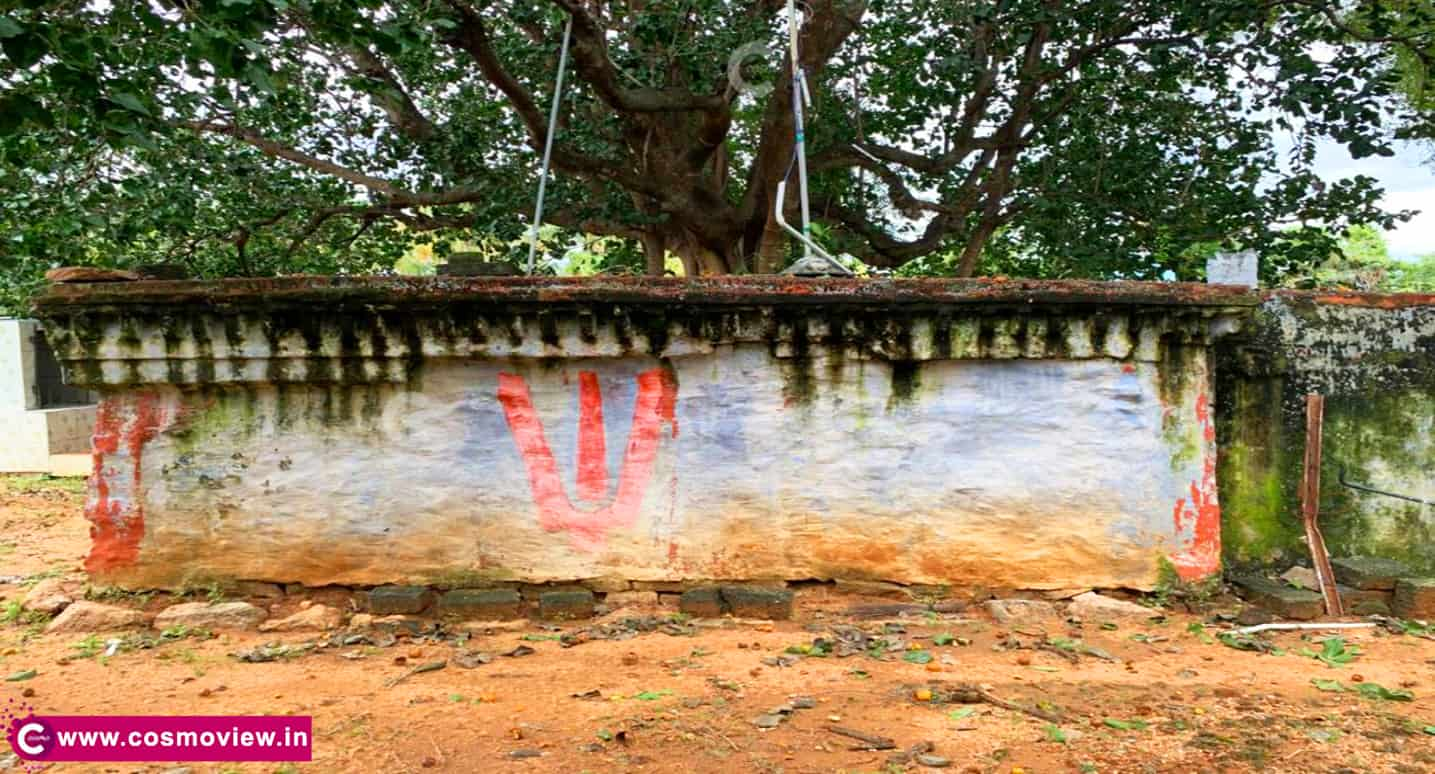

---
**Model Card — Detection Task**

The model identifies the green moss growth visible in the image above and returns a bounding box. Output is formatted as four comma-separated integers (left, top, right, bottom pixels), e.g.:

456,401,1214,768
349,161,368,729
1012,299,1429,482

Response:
421,567,518,590
1152,556,1222,609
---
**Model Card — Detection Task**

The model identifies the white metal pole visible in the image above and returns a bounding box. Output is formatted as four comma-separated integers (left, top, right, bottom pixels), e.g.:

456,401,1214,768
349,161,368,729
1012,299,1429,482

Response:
527,17,574,275
788,0,812,258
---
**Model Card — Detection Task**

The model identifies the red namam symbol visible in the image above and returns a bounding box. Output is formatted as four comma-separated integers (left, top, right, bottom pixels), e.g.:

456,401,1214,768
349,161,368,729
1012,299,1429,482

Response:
497,369,678,550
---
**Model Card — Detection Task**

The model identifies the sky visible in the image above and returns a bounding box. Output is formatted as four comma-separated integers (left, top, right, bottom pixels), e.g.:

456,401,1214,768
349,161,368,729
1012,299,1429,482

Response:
1316,138,1435,260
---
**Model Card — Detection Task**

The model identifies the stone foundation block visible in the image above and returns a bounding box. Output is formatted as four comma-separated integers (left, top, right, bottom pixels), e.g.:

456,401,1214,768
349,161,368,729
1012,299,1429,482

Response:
1392,578,1435,619
367,585,434,616
539,589,595,620
1335,585,1392,616
679,587,725,617
1332,557,1410,591
438,589,523,620
1233,575,1323,620
721,586,794,619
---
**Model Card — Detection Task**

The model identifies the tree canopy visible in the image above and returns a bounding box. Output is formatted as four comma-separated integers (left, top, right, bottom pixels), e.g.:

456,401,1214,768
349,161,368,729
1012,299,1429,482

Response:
1,0,1433,313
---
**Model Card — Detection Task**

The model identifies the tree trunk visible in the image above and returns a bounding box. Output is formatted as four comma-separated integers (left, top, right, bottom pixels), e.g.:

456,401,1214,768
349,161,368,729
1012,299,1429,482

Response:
641,231,667,276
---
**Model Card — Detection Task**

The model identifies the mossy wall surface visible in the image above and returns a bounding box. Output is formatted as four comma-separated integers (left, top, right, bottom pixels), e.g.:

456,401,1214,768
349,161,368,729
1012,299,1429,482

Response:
34,276,1255,590
1218,293,1435,574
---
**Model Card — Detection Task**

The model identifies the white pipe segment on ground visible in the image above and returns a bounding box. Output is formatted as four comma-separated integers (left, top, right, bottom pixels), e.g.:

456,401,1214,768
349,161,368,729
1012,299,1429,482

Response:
1229,622,1378,636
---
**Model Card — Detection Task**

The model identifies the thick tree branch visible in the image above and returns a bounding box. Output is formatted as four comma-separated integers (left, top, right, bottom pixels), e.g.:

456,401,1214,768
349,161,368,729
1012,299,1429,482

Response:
546,0,728,113
345,45,438,142
441,0,547,141
179,121,408,196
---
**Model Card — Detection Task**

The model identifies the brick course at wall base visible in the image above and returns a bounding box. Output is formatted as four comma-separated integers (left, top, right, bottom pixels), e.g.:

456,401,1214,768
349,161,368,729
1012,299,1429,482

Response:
34,276,1256,592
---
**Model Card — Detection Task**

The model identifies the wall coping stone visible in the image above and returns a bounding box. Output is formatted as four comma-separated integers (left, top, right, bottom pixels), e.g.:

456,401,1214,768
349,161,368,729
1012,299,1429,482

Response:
33,277,1257,389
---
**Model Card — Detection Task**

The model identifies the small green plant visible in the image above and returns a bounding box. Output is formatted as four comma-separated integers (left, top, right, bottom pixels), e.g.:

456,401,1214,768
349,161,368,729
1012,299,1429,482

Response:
1186,622,1215,644
85,585,155,606
1299,637,1360,668
176,579,225,603
1151,558,1221,608
1045,724,1068,743
71,635,106,659
1309,678,1414,701
901,649,933,664
18,569,62,588
160,624,213,641
1103,718,1149,731
0,599,21,624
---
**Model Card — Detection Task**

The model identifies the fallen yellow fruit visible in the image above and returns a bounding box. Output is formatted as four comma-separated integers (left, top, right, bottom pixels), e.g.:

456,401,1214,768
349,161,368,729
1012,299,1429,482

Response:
914,688,933,702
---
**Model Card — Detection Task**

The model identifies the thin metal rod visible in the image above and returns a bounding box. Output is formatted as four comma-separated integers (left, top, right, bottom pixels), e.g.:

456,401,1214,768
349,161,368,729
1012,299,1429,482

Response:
1339,467,1435,506
527,17,574,276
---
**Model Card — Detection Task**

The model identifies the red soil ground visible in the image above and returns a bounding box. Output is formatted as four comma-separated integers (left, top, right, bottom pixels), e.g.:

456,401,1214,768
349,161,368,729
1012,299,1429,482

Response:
1,474,1433,774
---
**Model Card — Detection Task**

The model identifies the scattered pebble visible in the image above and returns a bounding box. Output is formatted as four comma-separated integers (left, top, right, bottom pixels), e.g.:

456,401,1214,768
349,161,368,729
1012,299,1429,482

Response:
753,714,783,729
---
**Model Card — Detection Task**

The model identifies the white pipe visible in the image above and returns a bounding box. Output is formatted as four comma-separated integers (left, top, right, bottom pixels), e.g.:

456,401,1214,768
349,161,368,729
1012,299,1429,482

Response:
527,17,574,276
774,180,850,275
1229,622,1377,636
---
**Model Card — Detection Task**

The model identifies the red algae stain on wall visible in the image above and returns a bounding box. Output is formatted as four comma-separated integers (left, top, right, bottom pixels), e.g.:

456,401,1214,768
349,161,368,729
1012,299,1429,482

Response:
498,369,678,551
1170,393,1221,580
87,392,174,573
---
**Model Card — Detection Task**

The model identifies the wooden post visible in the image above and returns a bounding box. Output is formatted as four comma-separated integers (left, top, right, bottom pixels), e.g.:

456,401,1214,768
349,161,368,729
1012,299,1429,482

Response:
1301,394,1344,616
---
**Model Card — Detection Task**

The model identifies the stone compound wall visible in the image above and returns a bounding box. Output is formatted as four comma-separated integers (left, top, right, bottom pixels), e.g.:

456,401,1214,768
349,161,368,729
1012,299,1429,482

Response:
1218,292,1435,574
33,277,1255,591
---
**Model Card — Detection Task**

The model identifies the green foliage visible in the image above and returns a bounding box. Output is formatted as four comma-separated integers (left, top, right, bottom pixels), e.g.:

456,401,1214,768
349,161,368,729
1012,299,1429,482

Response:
1298,637,1361,668
70,634,105,659
901,649,933,664
1387,254,1435,292
0,0,1428,309
1279,226,1435,292
1310,678,1415,701
0,474,86,496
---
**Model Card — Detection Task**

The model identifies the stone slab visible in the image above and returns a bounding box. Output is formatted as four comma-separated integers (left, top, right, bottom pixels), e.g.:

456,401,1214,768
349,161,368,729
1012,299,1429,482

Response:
1392,578,1435,619
1331,556,1410,591
438,589,523,620
1233,575,1324,621
538,589,595,620
367,586,434,616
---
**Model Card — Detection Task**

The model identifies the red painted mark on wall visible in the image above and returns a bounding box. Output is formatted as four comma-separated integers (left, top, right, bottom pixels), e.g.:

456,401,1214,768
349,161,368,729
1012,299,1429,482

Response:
87,392,172,573
576,372,608,503
1170,393,1220,580
498,369,678,550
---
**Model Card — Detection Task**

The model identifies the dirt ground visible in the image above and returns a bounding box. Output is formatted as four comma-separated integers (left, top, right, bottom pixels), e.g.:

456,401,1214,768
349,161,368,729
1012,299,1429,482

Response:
1,475,1434,774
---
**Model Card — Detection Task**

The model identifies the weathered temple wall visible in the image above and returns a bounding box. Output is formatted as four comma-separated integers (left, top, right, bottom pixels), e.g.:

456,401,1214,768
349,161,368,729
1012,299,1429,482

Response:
1218,292,1435,574
34,277,1254,591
